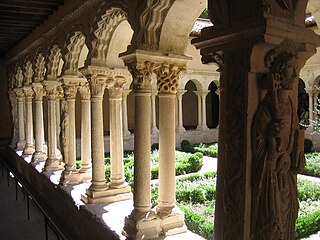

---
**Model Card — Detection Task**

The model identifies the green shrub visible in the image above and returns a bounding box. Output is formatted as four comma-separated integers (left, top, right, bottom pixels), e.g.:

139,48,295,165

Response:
298,179,320,202
151,167,158,179
304,138,313,153
179,204,214,240
181,140,195,153
151,143,159,150
296,210,320,239
304,152,320,177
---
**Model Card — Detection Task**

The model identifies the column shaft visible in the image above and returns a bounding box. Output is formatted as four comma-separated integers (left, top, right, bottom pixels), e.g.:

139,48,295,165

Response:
134,91,152,212
32,99,46,162
197,94,201,129
158,94,176,211
109,96,126,188
151,90,158,134
201,94,207,129
17,96,25,150
89,96,108,191
22,88,35,155
122,90,131,137
80,99,91,173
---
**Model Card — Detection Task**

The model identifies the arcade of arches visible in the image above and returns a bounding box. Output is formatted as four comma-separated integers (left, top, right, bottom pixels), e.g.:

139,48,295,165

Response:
1,0,320,239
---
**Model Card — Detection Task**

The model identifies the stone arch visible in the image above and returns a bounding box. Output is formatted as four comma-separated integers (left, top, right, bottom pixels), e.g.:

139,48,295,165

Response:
158,0,205,54
207,81,219,128
87,7,129,66
46,43,63,80
34,48,46,82
183,80,198,129
63,29,86,75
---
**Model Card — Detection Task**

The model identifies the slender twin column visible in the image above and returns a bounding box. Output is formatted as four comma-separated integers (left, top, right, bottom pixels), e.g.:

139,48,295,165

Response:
79,82,92,180
176,89,186,133
81,66,131,203
155,63,187,235
43,81,64,171
194,90,209,131
22,86,35,155
32,83,47,162
122,89,131,138
14,88,26,151
60,79,80,185
122,60,161,239
151,89,159,134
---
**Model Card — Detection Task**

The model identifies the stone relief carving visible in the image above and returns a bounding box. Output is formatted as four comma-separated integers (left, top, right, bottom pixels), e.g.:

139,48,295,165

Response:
23,88,34,100
45,85,60,100
251,41,305,240
24,61,34,86
107,76,127,99
127,61,160,90
60,99,69,164
222,47,251,240
88,75,107,97
14,67,24,88
155,63,186,94
63,82,78,99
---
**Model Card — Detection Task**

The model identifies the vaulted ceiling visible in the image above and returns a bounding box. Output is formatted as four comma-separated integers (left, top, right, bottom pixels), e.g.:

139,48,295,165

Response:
0,0,64,58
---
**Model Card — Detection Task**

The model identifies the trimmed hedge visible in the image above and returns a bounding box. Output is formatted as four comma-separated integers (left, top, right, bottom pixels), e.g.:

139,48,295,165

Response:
296,210,320,239
181,140,218,157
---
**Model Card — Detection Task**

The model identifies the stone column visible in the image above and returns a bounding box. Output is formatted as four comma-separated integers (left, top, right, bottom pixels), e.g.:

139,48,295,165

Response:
156,63,186,235
122,89,131,137
313,91,319,122
80,67,109,203
122,60,161,240
194,90,209,131
151,89,159,134
79,81,92,181
8,90,18,148
60,79,80,185
176,89,186,133
105,75,131,199
56,86,63,160
43,81,63,171
14,88,26,151
22,86,35,155
32,83,47,162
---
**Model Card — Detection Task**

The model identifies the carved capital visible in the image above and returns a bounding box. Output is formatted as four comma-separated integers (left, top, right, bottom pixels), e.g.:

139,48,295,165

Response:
107,76,128,99
63,82,78,100
127,61,160,91
79,82,91,100
23,86,34,101
14,88,25,100
87,75,106,98
32,83,45,101
155,63,186,94
43,81,61,100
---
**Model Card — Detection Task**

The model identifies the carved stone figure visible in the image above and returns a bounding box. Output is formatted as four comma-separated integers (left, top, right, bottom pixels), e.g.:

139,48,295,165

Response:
251,42,305,240
60,99,69,163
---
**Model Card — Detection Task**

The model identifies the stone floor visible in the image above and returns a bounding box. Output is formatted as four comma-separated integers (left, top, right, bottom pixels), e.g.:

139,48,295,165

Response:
0,165,56,240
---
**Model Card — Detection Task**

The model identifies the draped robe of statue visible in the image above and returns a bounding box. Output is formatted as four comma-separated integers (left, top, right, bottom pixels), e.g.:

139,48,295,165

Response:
251,52,305,240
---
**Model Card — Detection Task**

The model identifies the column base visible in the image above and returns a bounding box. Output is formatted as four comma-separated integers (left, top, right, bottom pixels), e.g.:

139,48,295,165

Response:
176,126,186,133
60,169,81,186
22,145,35,156
123,210,162,240
31,151,47,163
44,158,64,171
16,140,26,151
151,127,159,135
81,185,132,204
123,130,131,139
196,126,209,131
79,167,92,182
156,206,187,236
